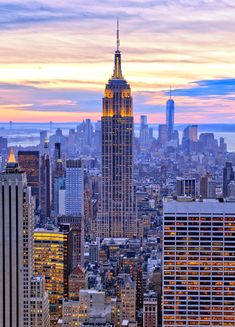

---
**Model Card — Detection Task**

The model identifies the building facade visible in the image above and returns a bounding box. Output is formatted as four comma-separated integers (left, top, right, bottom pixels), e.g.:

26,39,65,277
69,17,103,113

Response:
58,214,85,269
34,226,70,324
30,276,50,327
143,291,158,327
176,177,196,198
68,265,88,300
163,199,235,327
117,274,136,323
0,149,35,327
18,150,40,208
158,124,168,147
139,115,149,149
40,139,51,220
223,162,234,198
65,159,84,215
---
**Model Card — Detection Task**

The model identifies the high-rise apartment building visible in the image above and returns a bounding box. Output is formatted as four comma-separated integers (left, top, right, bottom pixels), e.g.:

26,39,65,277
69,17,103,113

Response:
97,22,137,238
18,150,40,207
163,199,235,327
65,159,84,215
0,149,35,327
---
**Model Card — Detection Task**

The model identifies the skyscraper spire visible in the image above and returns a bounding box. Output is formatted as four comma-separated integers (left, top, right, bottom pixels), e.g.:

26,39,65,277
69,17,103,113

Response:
170,86,172,99
6,147,19,172
117,18,120,51
112,19,123,79
8,147,16,164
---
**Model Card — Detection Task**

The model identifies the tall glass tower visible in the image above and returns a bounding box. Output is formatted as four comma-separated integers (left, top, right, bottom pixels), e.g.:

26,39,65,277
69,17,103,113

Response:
97,21,136,238
166,89,175,141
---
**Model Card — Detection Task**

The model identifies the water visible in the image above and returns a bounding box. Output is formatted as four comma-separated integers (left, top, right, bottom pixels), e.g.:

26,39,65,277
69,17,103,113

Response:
0,122,235,152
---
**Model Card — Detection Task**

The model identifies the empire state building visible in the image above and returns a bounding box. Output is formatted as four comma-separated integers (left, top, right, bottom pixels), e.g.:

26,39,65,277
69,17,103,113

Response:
97,22,137,238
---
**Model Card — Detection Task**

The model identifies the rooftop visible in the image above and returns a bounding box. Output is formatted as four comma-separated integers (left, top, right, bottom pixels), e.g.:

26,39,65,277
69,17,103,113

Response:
164,198,235,214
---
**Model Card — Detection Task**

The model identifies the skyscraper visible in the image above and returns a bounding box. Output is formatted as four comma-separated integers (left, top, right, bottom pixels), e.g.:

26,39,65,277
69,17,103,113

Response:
18,150,40,208
182,125,198,154
200,172,216,199
97,21,136,238
139,115,149,149
0,149,35,327
54,161,65,216
163,198,235,327
223,162,234,198
84,118,93,147
65,159,84,215
58,214,85,269
39,130,47,154
40,138,51,221
166,90,175,141
54,142,61,163
0,136,8,171
158,124,168,147
52,143,65,216
34,225,70,324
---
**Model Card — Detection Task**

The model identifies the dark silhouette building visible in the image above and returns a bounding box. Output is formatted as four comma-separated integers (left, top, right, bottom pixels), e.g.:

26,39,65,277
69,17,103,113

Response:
18,150,40,208
223,162,234,198
40,139,51,221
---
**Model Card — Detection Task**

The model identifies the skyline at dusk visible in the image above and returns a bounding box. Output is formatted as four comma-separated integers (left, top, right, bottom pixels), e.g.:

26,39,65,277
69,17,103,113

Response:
0,0,235,123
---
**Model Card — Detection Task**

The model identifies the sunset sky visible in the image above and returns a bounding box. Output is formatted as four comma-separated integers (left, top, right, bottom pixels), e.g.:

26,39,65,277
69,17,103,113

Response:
0,0,235,123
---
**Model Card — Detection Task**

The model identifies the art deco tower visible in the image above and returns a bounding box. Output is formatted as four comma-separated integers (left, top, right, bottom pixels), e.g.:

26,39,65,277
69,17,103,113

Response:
97,21,136,238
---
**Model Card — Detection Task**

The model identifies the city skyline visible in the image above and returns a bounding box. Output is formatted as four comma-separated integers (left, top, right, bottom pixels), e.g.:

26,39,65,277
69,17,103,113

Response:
0,1,235,123
1,3,235,324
